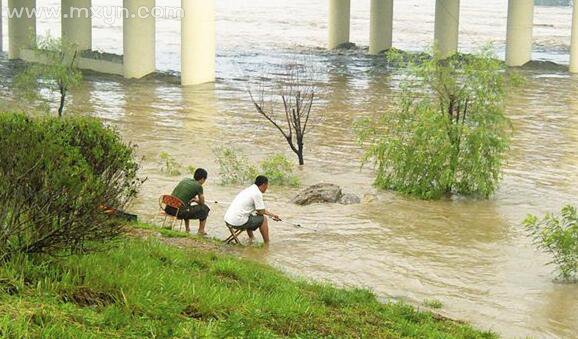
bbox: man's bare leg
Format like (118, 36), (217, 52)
(259, 217), (270, 244)
(184, 219), (191, 233)
(198, 219), (207, 235)
(247, 230), (256, 242)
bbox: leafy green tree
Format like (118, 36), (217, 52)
(524, 205), (578, 282)
(356, 48), (514, 199)
(15, 36), (82, 117)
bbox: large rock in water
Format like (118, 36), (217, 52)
(292, 183), (342, 205)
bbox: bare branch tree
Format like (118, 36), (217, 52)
(249, 63), (317, 165)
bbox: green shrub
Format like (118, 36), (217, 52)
(0, 113), (142, 259)
(186, 165), (196, 175)
(158, 152), (182, 176)
(523, 205), (578, 282)
(214, 147), (299, 187)
(213, 146), (258, 185)
(356, 47), (513, 200)
(158, 152), (196, 177)
(259, 154), (300, 187)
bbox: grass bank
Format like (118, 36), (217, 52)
(0, 224), (495, 338)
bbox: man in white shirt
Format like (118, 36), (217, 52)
(224, 176), (281, 243)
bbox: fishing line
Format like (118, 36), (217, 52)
(211, 200), (317, 232)
(279, 219), (318, 232)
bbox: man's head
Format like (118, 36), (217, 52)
(255, 175), (269, 193)
(194, 168), (208, 185)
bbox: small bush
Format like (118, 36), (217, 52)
(214, 147), (299, 187)
(186, 165), (196, 175)
(523, 205), (578, 282)
(260, 154), (300, 187)
(213, 146), (258, 185)
(158, 152), (195, 177)
(0, 113), (142, 259)
(158, 152), (182, 176)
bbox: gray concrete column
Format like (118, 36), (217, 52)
(123, 0), (156, 79)
(328, 0), (350, 49)
(506, 0), (534, 67)
(181, 0), (216, 86)
(434, 0), (460, 58)
(62, 0), (92, 51)
(369, 0), (394, 55)
(570, 2), (578, 73)
(8, 0), (36, 59)
(1, 0), (3, 53)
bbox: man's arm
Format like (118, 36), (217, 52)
(256, 209), (281, 221)
(191, 194), (205, 206)
(254, 190), (280, 221)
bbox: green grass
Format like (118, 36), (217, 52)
(423, 299), (444, 309)
(0, 226), (496, 338)
(132, 222), (190, 239)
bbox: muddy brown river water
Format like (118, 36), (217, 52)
(1, 0), (578, 337)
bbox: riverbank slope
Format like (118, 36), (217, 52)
(0, 223), (495, 338)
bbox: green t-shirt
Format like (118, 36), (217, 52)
(171, 178), (203, 205)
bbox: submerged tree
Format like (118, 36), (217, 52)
(356, 47), (515, 199)
(15, 36), (82, 117)
(249, 63), (317, 165)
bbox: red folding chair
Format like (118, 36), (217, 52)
(159, 195), (185, 230)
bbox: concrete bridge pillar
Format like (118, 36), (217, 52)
(328, 0), (351, 49)
(8, 0), (36, 59)
(506, 0), (534, 67)
(181, 0), (216, 86)
(0, 0), (3, 53)
(62, 0), (92, 51)
(369, 0), (394, 55)
(434, 0), (460, 58)
(123, 0), (156, 79)
(570, 2), (578, 73)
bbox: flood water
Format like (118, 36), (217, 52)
(1, 0), (578, 337)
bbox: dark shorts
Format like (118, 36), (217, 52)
(165, 204), (210, 221)
(233, 215), (264, 231)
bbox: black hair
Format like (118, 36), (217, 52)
(254, 175), (269, 187)
(194, 168), (208, 181)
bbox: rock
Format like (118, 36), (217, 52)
(292, 183), (342, 205)
(339, 193), (361, 205)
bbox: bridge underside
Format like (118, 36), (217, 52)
(3, 0), (216, 86)
(1, 0), (577, 85)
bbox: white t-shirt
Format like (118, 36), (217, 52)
(224, 184), (265, 226)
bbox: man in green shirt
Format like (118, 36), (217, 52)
(165, 168), (210, 235)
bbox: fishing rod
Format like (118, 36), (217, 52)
(279, 219), (318, 232)
(211, 200), (317, 232)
